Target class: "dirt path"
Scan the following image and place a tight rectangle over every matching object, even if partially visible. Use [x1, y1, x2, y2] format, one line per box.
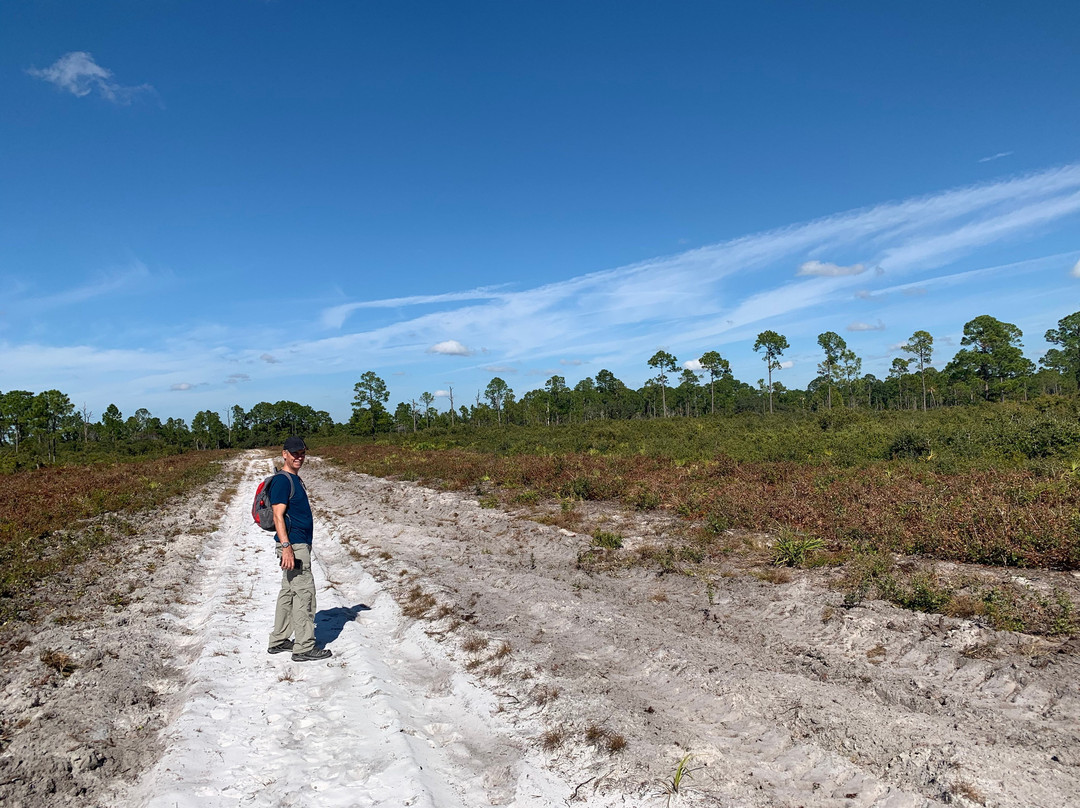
[2, 453, 1079, 807]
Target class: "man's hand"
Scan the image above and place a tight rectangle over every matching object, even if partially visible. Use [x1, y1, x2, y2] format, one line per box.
[280, 545, 295, 570]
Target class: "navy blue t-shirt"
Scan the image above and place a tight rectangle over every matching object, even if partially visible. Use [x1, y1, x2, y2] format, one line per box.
[268, 472, 313, 545]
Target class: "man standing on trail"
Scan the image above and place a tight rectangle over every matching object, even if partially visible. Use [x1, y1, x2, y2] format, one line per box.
[267, 436, 332, 662]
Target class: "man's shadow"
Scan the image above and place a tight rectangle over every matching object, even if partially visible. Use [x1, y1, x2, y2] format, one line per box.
[314, 604, 370, 646]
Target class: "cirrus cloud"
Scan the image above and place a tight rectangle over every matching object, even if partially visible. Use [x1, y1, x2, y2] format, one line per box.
[797, 260, 867, 277]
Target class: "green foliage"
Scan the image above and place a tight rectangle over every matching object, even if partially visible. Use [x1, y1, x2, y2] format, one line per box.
[704, 510, 731, 534]
[626, 485, 661, 511]
[771, 530, 824, 567]
[591, 529, 624, 549]
[889, 430, 931, 460]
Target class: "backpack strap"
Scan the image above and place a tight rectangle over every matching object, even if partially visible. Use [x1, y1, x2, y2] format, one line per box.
[277, 471, 297, 530]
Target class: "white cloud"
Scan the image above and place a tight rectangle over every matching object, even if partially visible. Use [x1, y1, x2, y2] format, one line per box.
[428, 339, 472, 356]
[28, 51, 153, 104]
[854, 289, 878, 300]
[434, 389, 450, 398]
[1072, 258, 1080, 278]
[560, 358, 584, 366]
[683, 359, 703, 370]
[797, 260, 866, 277]
[171, 383, 193, 391]
[779, 361, 794, 369]
[878, 189, 1080, 272]
[978, 151, 1014, 163]
[300, 165, 1080, 385]
[847, 320, 886, 332]
[319, 288, 507, 329]
[7, 164, 1080, 419]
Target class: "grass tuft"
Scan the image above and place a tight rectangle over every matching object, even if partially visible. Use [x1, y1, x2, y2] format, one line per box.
[39, 648, 78, 677]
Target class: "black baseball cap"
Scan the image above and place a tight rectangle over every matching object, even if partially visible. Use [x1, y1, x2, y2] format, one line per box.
[283, 436, 307, 453]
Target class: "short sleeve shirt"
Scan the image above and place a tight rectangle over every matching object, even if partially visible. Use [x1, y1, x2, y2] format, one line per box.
[268, 472, 313, 545]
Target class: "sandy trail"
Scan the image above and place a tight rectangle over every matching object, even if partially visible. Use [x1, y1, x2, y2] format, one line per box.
[3, 451, 1079, 807]
[122, 454, 568, 808]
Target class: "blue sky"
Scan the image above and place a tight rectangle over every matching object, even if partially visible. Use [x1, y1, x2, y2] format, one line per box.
[2, 1, 1078, 422]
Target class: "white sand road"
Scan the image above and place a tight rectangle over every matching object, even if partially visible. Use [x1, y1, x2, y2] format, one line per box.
[122, 454, 573, 808]
[2, 451, 1080, 808]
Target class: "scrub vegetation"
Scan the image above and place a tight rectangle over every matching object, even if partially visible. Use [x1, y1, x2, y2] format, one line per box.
[320, 400, 1080, 635]
[0, 451, 228, 626]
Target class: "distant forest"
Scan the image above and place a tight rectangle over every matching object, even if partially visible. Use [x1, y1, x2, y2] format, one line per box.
[2, 311, 1078, 469]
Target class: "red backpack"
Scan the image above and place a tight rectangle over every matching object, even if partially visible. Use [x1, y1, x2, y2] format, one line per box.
[252, 471, 295, 531]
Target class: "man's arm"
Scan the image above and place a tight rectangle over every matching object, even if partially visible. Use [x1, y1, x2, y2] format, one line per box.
[273, 502, 296, 570]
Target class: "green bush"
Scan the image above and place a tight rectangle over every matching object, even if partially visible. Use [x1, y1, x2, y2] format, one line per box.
[592, 530, 623, 549]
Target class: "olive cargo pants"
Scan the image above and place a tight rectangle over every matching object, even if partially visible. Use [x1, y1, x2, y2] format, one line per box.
[268, 543, 317, 655]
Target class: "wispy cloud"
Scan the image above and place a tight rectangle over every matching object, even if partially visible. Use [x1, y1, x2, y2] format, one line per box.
[225, 373, 250, 384]
[27, 51, 154, 104]
[560, 358, 584, 366]
[847, 320, 886, 332]
[171, 383, 194, 391]
[320, 288, 507, 329]
[979, 151, 1014, 163]
[7, 164, 1080, 417]
[266, 164, 1080, 385]
[15, 261, 153, 312]
[797, 260, 866, 277]
[428, 340, 472, 356]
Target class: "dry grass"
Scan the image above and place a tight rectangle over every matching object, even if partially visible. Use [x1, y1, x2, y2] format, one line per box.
[960, 640, 1001, 659]
[950, 781, 987, 805]
[461, 635, 489, 654]
[753, 567, 792, 585]
[531, 684, 561, 706]
[585, 724, 627, 754]
[401, 585, 437, 619]
[39, 649, 78, 677]
[539, 728, 564, 751]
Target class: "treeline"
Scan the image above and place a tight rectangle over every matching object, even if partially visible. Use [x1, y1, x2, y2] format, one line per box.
[356, 311, 1080, 432]
[2, 310, 1077, 469]
[0, 393, 335, 471]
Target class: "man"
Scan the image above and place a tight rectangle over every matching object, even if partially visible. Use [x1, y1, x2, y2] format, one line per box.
[267, 436, 332, 662]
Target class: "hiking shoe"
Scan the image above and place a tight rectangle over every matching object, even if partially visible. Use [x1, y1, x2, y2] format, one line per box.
[268, 640, 294, 654]
[291, 647, 332, 662]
